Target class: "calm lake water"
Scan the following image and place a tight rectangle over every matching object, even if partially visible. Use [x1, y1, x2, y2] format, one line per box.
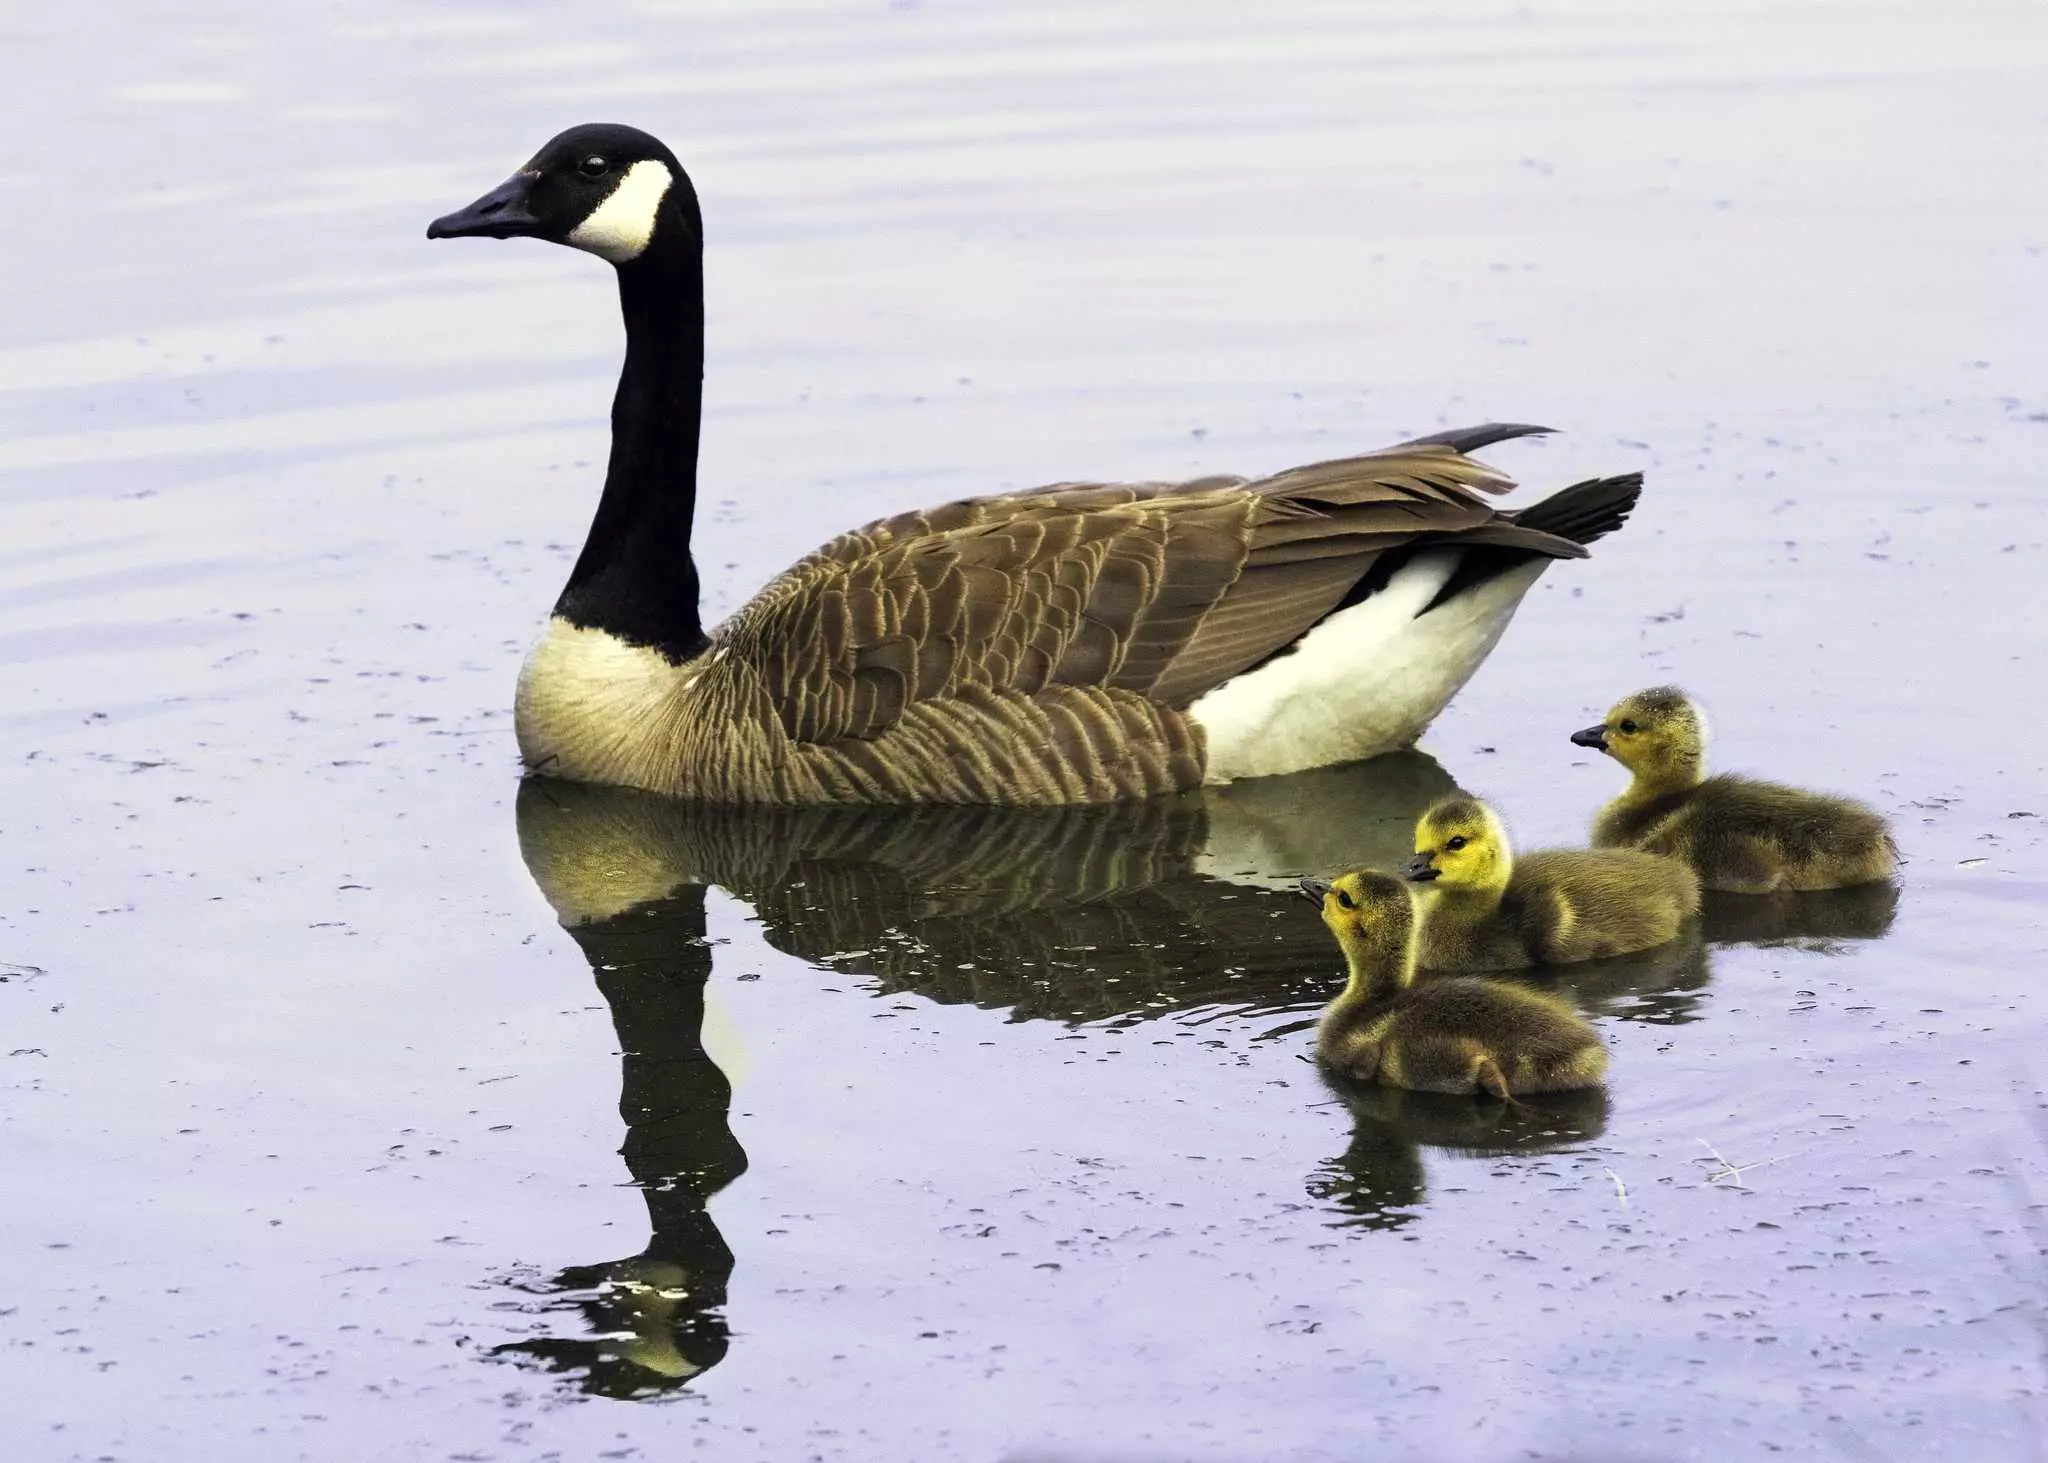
[4, 2, 2048, 1459]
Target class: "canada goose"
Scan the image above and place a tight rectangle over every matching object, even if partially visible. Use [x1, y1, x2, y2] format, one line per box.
[1405, 796, 1699, 970]
[1572, 687, 1899, 892]
[1299, 870, 1607, 1097]
[430, 123, 1646, 805]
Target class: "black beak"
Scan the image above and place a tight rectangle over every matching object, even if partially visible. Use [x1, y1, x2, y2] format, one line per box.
[1297, 875, 1332, 906]
[1570, 724, 1610, 751]
[427, 174, 545, 241]
[1405, 856, 1440, 883]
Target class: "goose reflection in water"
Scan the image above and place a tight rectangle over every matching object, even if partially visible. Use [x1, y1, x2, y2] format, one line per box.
[488, 877, 742, 1397]
[489, 751, 1892, 1394]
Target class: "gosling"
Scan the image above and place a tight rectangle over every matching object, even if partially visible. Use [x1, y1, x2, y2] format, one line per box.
[1572, 687, 1898, 893]
[1301, 869, 1607, 1097]
[1406, 796, 1700, 971]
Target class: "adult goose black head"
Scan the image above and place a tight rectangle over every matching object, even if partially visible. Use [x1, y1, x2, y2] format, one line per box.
[428, 124, 698, 263]
[428, 125, 1650, 807]
[431, 124, 710, 663]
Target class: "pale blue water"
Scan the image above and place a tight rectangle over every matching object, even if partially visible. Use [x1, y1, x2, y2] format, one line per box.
[3, 2, 2046, 1459]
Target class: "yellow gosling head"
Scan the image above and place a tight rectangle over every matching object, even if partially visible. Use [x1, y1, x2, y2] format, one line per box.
[1298, 868, 1416, 982]
[1407, 796, 1513, 894]
[1572, 686, 1708, 790]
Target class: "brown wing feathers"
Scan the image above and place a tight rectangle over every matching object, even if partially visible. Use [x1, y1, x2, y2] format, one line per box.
[1141, 441, 1575, 705]
[733, 425, 1598, 756]
[1144, 557, 1364, 707]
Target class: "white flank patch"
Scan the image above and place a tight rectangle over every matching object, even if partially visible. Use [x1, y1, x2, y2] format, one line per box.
[1191, 549, 1549, 784]
[566, 159, 673, 263]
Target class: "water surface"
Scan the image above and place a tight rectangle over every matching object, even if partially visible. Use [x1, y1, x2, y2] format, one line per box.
[3, 2, 2047, 1459]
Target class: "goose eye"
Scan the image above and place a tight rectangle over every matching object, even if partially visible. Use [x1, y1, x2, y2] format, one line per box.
[1335, 888, 1356, 910]
[1445, 836, 1468, 852]
[1619, 719, 1639, 734]
[577, 155, 611, 178]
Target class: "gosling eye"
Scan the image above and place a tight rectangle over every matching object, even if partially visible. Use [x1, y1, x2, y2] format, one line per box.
[1618, 719, 1639, 734]
[577, 154, 612, 178]
[1335, 887, 1356, 910]
[1445, 836, 1468, 852]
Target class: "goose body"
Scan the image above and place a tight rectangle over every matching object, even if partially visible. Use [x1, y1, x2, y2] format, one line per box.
[1302, 870, 1607, 1097]
[1406, 796, 1700, 971]
[1574, 687, 1898, 893]
[431, 124, 1646, 806]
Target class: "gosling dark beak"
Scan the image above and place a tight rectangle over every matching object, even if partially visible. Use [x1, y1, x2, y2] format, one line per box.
[1405, 856, 1440, 883]
[427, 174, 544, 240]
[1297, 875, 1332, 906]
[1570, 724, 1610, 752]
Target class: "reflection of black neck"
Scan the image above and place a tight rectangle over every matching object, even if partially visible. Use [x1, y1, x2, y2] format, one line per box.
[494, 882, 746, 1397]
[568, 884, 746, 1237]
[554, 239, 709, 662]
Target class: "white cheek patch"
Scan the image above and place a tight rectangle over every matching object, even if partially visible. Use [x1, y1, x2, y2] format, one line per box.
[566, 159, 673, 263]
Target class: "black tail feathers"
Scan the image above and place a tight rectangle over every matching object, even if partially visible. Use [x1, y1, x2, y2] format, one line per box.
[1511, 472, 1644, 547]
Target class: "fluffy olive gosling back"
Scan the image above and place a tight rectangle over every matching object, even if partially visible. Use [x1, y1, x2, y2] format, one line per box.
[1300, 870, 1606, 1097]
[1573, 687, 1898, 893]
[1405, 795, 1700, 971]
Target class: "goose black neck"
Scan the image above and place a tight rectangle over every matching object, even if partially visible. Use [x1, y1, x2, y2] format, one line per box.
[554, 242, 709, 662]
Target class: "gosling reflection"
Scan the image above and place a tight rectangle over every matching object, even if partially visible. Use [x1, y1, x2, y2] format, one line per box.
[1700, 881, 1900, 949]
[490, 875, 744, 1398]
[1516, 928, 1713, 1026]
[1310, 1080, 1610, 1231]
